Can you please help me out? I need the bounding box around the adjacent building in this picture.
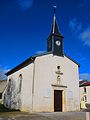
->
[80,81,90,109]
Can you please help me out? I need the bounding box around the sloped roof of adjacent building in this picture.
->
[0,80,7,93]
[79,80,88,87]
[80,82,90,87]
[6,51,80,76]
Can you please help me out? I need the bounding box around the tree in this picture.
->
[3,77,21,110]
[0,66,7,80]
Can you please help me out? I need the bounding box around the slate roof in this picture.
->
[50,15,61,35]
[79,80,88,87]
[80,82,90,87]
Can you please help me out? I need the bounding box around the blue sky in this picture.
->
[0,0,90,81]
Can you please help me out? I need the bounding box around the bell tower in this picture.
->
[47,6,64,56]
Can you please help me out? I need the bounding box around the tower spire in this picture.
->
[50,6,61,35]
[52,6,56,34]
[47,7,64,56]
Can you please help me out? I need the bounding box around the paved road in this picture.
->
[0,112,87,120]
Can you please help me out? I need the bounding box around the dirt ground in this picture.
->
[0,112,88,120]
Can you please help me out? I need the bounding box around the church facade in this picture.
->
[3,13,80,112]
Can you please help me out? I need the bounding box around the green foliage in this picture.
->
[0,103,19,112]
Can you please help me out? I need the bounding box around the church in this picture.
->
[3,11,80,112]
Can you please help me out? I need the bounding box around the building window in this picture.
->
[0,93,2,99]
[84,87,86,93]
[18,74,22,93]
[84,96,87,102]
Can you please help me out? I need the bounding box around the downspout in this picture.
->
[31,58,36,112]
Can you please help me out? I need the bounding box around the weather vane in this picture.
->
[53,5,57,15]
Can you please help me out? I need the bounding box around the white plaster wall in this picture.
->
[33,54,80,112]
[86,86,90,103]
[6,63,34,112]
[5,53,80,112]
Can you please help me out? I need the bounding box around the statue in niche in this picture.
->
[56,66,63,85]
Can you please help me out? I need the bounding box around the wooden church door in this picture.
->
[54,90,62,112]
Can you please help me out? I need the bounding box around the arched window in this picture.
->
[18,74,22,93]
[7,79,11,93]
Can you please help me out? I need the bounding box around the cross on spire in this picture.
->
[50,6,61,35]
[53,5,56,16]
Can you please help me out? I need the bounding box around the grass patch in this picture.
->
[0,103,19,112]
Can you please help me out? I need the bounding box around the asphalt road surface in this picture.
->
[0,112,87,120]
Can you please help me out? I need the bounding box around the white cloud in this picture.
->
[69,19,90,47]
[2,67,11,74]
[79,26,90,46]
[17,0,34,10]
[79,73,90,81]
[36,51,45,54]
[69,18,82,32]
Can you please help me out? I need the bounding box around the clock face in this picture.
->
[56,40,61,46]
